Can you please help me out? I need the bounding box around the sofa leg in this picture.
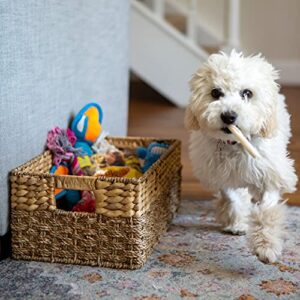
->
[0,231,11,260]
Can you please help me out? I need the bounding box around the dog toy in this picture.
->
[124,155,142,173]
[79,155,98,176]
[46,127,82,165]
[68,103,104,211]
[70,156,84,176]
[54,189,82,211]
[91,154,106,167]
[136,141,169,173]
[75,141,93,157]
[70,103,104,160]
[47,127,85,206]
[72,191,96,213]
[105,150,125,166]
[71,103,103,146]
[49,160,83,210]
[77,156,92,169]
[95,166,142,178]
[228,125,261,159]
[92,131,119,154]
[80,154,107,176]
[50,164,69,199]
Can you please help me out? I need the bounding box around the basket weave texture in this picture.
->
[10,137,181,269]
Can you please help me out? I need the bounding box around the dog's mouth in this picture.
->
[221,127,231,134]
[219,128,237,145]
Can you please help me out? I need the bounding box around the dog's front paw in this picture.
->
[249,202,285,264]
[223,223,248,235]
[254,244,282,263]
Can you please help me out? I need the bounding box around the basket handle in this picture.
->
[54,175,98,191]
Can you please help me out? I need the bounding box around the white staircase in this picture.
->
[130,0,240,107]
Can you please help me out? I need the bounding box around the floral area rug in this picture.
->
[0,199,299,300]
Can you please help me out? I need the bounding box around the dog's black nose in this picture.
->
[221,111,237,124]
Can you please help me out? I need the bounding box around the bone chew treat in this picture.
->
[228,125,261,159]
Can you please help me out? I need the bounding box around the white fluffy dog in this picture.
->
[185,51,297,263]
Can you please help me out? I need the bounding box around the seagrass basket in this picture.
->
[10,137,181,269]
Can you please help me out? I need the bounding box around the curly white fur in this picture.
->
[216,188,252,235]
[185,50,298,263]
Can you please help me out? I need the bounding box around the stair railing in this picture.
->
[137,0,240,52]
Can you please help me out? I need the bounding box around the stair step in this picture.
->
[165,14,186,34]
[130,0,209,106]
[165,14,219,55]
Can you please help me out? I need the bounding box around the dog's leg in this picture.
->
[249,190,285,263]
[216,188,251,235]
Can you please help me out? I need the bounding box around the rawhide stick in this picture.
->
[228,125,261,159]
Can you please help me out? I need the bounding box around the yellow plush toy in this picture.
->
[95,166,142,179]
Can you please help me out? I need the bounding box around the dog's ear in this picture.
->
[184,104,200,130]
[185,64,209,131]
[259,106,278,138]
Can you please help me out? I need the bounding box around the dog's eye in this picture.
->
[211,88,224,100]
[240,89,253,100]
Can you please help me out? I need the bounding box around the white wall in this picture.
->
[240,0,300,60]
[240,0,300,84]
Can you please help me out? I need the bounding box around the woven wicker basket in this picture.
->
[10,137,181,269]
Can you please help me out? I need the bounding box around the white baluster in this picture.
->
[225,0,240,51]
[187,0,197,43]
[153,0,165,18]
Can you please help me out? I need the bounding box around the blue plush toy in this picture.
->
[71,102,103,146]
[136,141,169,173]
[71,102,103,158]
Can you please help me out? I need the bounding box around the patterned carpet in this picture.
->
[0,199,299,300]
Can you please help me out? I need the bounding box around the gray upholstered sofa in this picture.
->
[0,0,129,256]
